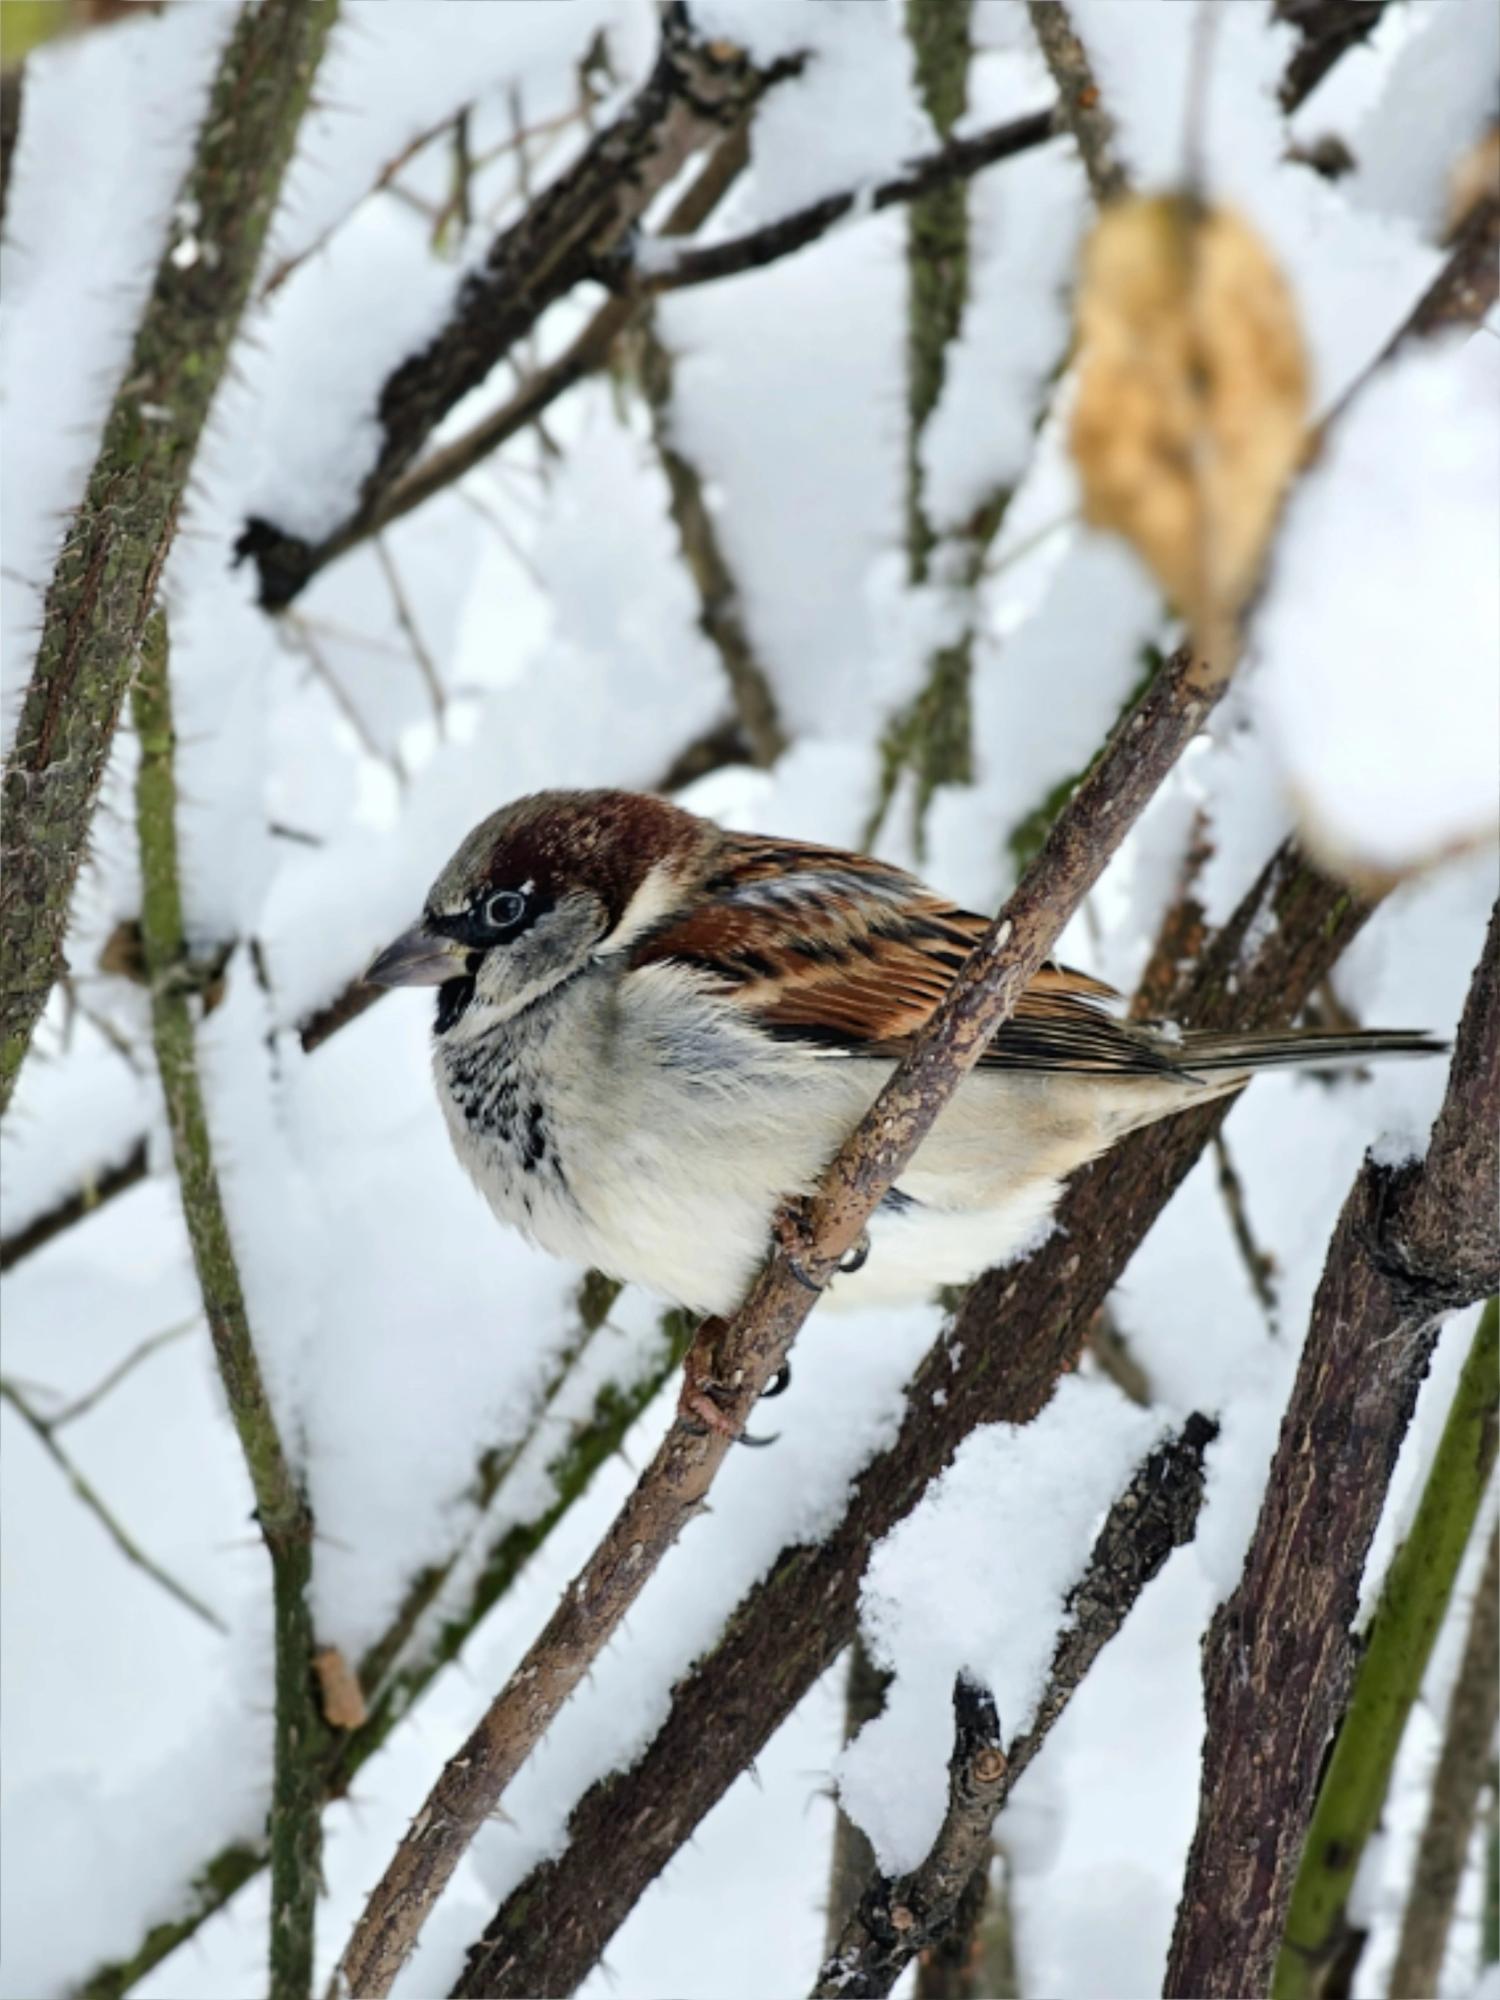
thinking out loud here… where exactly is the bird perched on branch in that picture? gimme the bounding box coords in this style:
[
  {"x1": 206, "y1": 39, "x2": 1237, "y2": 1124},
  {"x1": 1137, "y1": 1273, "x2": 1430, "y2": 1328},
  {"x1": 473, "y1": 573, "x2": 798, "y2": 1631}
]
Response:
[{"x1": 368, "y1": 789, "x2": 1438, "y2": 1424}]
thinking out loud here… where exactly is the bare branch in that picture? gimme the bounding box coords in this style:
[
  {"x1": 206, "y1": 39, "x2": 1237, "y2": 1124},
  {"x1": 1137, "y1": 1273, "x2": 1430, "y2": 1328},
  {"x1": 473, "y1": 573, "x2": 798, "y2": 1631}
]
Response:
[
  {"x1": 637, "y1": 317, "x2": 787, "y2": 766},
  {"x1": 451, "y1": 838, "x2": 1380, "y2": 2000},
  {"x1": 638, "y1": 107, "x2": 1057, "y2": 296},
  {"x1": 1274, "y1": 0, "x2": 1388, "y2": 116},
  {"x1": 1165, "y1": 898, "x2": 1500, "y2": 1999},
  {"x1": 0, "y1": 0, "x2": 338, "y2": 1116},
  {"x1": 1025, "y1": 3, "x2": 1129, "y2": 206},
  {"x1": 0, "y1": 1377, "x2": 226, "y2": 1633},
  {"x1": 816, "y1": 1415, "x2": 1215, "y2": 1998},
  {"x1": 332, "y1": 649, "x2": 1220, "y2": 1994}
]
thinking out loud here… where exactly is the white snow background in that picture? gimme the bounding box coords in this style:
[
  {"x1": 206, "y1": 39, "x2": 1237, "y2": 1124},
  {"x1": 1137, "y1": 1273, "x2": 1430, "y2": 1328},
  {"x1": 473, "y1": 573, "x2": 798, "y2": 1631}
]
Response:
[{"x1": 1, "y1": 3, "x2": 1496, "y2": 1997}]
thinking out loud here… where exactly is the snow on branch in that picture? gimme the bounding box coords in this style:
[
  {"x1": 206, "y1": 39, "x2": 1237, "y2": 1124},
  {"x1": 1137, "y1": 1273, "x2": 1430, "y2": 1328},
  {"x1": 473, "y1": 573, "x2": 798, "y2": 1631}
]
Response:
[{"x1": 814, "y1": 1414, "x2": 1216, "y2": 1999}]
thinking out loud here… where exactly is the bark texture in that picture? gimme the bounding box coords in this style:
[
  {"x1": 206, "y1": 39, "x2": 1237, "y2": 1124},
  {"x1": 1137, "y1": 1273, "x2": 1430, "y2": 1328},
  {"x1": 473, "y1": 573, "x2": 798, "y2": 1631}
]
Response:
[
  {"x1": 0, "y1": 0, "x2": 336, "y2": 1114},
  {"x1": 1165, "y1": 899, "x2": 1499, "y2": 2000}
]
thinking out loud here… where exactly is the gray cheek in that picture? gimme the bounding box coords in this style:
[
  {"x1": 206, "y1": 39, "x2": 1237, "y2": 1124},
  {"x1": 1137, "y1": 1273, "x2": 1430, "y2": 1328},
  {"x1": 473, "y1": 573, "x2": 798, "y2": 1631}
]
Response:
[{"x1": 475, "y1": 894, "x2": 605, "y2": 1015}]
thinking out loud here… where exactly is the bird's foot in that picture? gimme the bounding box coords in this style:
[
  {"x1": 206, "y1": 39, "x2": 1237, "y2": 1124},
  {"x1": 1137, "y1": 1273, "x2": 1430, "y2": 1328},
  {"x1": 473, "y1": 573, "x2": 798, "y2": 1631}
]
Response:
[
  {"x1": 677, "y1": 1319, "x2": 779, "y2": 1448},
  {"x1": 838, "y1": 1229, "x2": 871, "y2": 1277}
]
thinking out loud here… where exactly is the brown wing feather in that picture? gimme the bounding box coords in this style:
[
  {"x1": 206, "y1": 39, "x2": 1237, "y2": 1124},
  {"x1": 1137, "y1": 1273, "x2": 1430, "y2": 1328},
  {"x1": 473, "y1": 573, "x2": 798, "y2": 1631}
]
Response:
[{"x1": 629, "y1": 833, "x2": 1183, "y2": 1078}]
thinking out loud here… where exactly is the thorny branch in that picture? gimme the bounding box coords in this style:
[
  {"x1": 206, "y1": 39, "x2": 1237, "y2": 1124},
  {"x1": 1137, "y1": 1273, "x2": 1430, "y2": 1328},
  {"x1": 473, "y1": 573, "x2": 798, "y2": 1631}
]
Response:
[
  {"x1": 455, "y1": 837, "x2": 1378, "y2": 2000},
  {"x1": 815, "y1": 1415, "x2": 1217, "y2": 1999},
  {"x1": 0, "y1": 0, "x2": 337, "y2": 1117},
  {"x1": 1164, "y1": 897, "x2": 1500, "y2": 2000},
  {"x1": 335, "y1": 650, "x2": 1221, "y2": 1996},
  {"x1": 132, "y1": 617, "x2": 335, "y2": 2000}
]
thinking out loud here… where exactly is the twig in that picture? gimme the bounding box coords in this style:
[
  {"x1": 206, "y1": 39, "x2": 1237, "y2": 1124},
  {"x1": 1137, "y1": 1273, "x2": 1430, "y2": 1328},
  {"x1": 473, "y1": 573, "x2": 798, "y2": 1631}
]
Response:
[
  {"x1": 451, "y1": 837, "x2": 1380, "y2": 2000},
  {"x1": 825, "y1": 1640, "x2": 893, "y2": 1953},
  {"x1": 1387, "y1": 1522, "x2": 1500, "y2": 2000},
  {"x1": 815, "y1": 1415, "x2": 1217, "y2": 1998},
  {"x1": 46, "y1": 1315, "x2": 198, "y2": 1427},
  {"x1": 256, "y1": 104, "x2": 757, "y2": 599},
  {"x1": 1272, "y1": 1297, "x2": 1500, "y2": 1999},
  {"x1": 1165, "y1": 898, "x2": 1500, "y2": 2000},
  {"x1": 0, "y1": 1376, "x2": 226, "y2": 1632},
  {"x1": 238, "y1": 13, "x2": 805, "y2": 610},
  {"x1": 237, "y1": 99, "x2": 1059, "y2": 612},
  {"x1": 333, "y1": 649, "x2": 1221, "y2": 1995},
  {"x1": 1025, "y1": 3, "x2": 1128, "y2": 206},
  {"x1": 0, "y1": 61, "x2": 24, "y2": 237},
  {"x1": 1211, "y1": 1129, "x2": 1280, "y2": 1330},
  {"x1": 0, "y1": 1136, "x2": 149, "y2": 1271},
  {"x1": 132, "y1": 615, "x2": 335, "y2": 2000},
  {"x1": 639, "y1": 106, "x2": 1057, "y2": 296},
  {"x1": 637, "y1": 318, "x2": 787, "y2": 766},
  {"x1": 0, "y1": 0, "x2": 338, "y2": 1116},
  {"x1": 373, "y1": 537, "x2": 446, "y2": 727}
]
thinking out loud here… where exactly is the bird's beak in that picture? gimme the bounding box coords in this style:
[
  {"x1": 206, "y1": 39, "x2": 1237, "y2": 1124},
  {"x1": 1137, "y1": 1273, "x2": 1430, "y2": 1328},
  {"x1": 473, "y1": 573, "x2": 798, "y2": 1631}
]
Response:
[{"x1": 365, "y1": 920, "x2": 467, "y2": 989}]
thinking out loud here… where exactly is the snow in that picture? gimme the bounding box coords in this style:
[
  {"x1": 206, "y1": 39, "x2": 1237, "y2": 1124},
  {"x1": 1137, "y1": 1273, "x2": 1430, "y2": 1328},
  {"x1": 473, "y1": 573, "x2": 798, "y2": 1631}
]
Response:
[
  {"x1": 2, "y1": 3, "x2": 1495, "y2": 1997},
  {"x1": 1253, "y1": 331, "x2": 1500, "y2": 880},
  {"x1": 837, "y1": 1378, "x2": 1166, "y2": 1874}
]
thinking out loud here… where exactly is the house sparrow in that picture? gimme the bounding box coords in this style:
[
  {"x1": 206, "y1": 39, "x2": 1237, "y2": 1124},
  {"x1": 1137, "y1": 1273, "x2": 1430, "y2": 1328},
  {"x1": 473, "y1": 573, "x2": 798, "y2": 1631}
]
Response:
[{"x1": 368, "y1": 789, "x2": 1438, "y2": 1419}]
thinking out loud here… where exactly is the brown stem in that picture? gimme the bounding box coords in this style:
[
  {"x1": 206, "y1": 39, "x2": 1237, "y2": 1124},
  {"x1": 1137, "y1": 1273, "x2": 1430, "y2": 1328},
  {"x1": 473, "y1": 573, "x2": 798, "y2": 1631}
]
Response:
[
  {"x1": 1164, "y1": 897, "x2": 1500, "y2": 1999},
  {"x1": 1024, "y1": 3, "x2": 1129, "y2": 206},
  {"x1": 334, "y1": 648, "x2": 1220, "y2": 1995},
  {"x1": 640, "y1": 107, "x2": 1056, "y2": 297},
  {"x1": 451, "y1": 838, "x2": 1377, "y2": 2000},
  {"x1": 815, "y1": 1416, "x2": 1217, "y2": 1998},
  {"x1": 0, "y1": 0, "x2": 338, "y2": 1116}
]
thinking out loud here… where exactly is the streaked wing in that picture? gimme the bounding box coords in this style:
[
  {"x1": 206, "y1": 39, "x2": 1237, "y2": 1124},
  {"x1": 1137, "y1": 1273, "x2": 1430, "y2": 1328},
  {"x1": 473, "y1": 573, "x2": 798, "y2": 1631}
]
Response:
[{"x1": 628, "y1": 834, "x2": 1185, "y2": 1078}]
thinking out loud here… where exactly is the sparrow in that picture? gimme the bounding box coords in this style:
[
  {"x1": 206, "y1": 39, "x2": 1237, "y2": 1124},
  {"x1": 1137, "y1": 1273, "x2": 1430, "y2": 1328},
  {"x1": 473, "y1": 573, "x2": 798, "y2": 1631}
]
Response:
[{"x1": 367, "y1": 788, "x2": 1439, "y2": 1423}]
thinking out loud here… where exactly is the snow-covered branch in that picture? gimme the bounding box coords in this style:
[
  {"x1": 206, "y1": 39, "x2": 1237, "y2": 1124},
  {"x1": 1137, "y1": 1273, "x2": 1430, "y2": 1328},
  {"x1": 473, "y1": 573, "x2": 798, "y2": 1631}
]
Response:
[{"x1": 814, "y1": 1414, "x2": 1215, "y2": 1999}]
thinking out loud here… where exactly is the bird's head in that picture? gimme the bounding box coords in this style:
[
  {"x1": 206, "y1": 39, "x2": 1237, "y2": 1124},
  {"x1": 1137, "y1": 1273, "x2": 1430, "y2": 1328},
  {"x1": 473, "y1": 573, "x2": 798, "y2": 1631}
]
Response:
[{"x1": 364, "y1": 789, "x2": 715, "y2": 1037}]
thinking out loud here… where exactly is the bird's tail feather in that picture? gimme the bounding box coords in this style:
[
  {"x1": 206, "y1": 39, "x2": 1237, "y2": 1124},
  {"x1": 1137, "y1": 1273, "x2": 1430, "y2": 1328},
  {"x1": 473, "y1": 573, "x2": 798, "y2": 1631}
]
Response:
[{"x1": 1179, "y1": 1028, "x2": 1446, "y2": 1075}]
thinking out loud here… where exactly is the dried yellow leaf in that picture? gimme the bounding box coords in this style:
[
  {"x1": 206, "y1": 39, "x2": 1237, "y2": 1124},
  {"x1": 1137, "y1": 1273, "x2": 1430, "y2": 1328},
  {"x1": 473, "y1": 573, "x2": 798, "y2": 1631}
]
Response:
[
  {"x1": 1070, "y1": 195, "x2": 1310, "y2": 675},
  {"x1": 314, "y1": 1645, "x2": 368, "y2": 1731}
]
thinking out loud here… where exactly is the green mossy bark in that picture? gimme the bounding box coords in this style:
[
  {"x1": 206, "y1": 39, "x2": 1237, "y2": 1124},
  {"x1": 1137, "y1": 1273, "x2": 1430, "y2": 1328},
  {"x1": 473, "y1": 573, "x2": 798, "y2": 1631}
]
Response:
[
  {"x1": 0, "y1": 0, "x2": 337, "y2": 1116},
  {"x1": 133, "y1": 619, "x2": 333, "y2": 2000},
  {"x1": 1273, "y1": 1299, "x2": 1500, "y2": 2000},
  {"x1": 871, "y1": 0, "x2": 982, "y2": 854}
]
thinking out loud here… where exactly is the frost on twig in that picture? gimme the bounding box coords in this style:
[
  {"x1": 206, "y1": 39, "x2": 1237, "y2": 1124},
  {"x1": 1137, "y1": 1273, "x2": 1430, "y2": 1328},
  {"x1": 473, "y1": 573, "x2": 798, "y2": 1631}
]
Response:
[
  {"x1": 334, "y1": 649, "x2": 1222, "y2": 1997},
  {"x1": 453, "y1": 835, "x2": 1380, "y2": 2000},
  {"x1": 131, "y1": 616, "x2": 334, "y2": 2000},
  {"x1": 814, "y1": 1415, "x2": 1215, "y2": 1999},
  {"x1": 0, "y1": 0, "x2": 338, "y2": 1118},
  {"x1": 1166, "y1": 899, "x2": 1500, "y2": 2000},
  {"x1": 1025, "y1": 1, "x2": 1128, "y2": 207}
]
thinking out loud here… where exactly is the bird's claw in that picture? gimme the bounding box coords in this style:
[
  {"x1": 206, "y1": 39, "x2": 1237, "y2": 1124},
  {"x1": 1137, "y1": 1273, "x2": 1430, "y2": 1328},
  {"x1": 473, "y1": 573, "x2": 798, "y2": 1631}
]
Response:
[{"x1": 838, "y1": 1230, "x2": 871, "y2": 1277}]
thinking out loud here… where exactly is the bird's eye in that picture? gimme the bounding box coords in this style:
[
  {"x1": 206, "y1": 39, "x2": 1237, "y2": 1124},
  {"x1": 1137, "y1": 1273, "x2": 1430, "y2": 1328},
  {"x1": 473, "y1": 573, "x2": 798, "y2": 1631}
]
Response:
[{"x1": 481, "y1": 888, "x2": 529, "y2": 935}]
